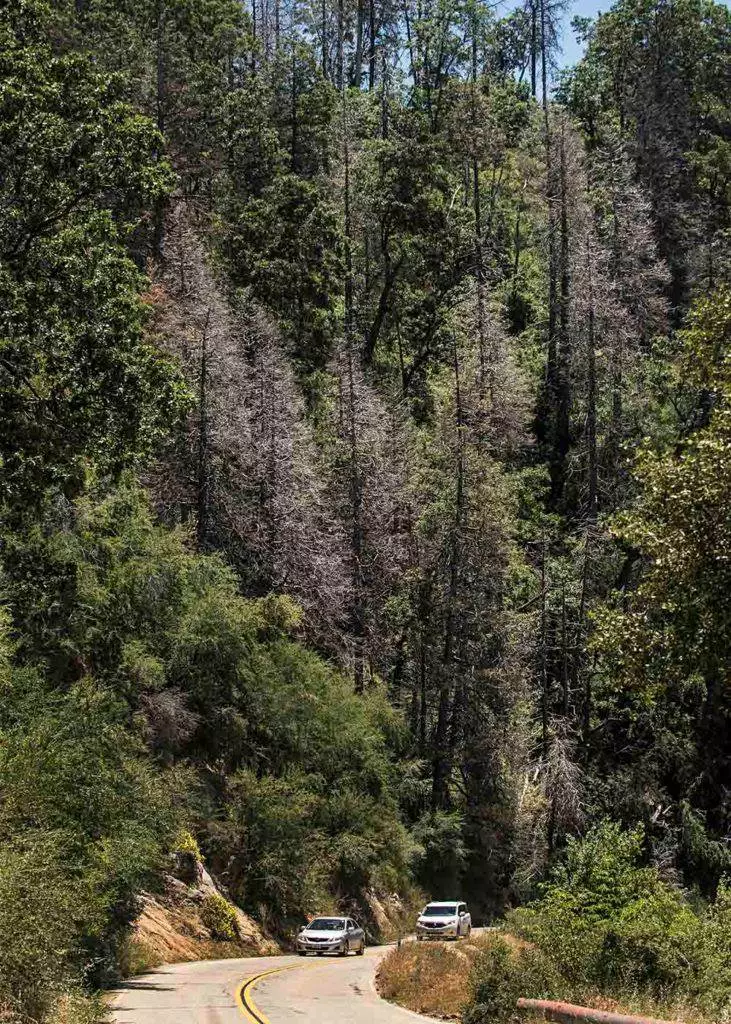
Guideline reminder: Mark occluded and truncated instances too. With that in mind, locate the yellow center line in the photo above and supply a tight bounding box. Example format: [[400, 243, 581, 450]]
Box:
[[236, 964, 298, 1024], [235, 954, 356, 1023]]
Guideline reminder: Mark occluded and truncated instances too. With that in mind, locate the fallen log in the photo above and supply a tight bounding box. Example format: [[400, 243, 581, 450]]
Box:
[[516, 998, 682, 1024]]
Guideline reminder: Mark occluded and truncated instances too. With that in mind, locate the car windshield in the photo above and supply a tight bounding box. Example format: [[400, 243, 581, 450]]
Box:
[[422, 905, 458, 917], [306, 918, 346, 931]]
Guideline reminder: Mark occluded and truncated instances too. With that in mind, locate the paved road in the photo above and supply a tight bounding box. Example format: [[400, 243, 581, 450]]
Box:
[[110, 946, 432, 1024]]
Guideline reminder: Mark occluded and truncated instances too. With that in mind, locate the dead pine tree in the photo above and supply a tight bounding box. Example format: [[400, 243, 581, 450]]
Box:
[[431, 338, 466, 812]]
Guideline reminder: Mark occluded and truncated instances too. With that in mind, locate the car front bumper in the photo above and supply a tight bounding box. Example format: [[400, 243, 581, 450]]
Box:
[[297, 939, 345, 952], [416, 925, 458, 937]]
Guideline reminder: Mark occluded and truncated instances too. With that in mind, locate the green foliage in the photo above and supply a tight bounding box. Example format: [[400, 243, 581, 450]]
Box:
[[0, 0, 188, 511], [411, 811, 466, 897], [508, 822, 697, 992], [493, 823, 731, 1019], [2, 0, 730, 1017], [1, 478, 416, 949], [222, 173, 343, 372], [593, 289, 731, 894], [596, 290, 731, 697], [175, 830, 203, 863], [0, 618, 181, 1017], [465, 937, 561, 1024], [117, 936, 163, 978], [200, 894, 238, 941], [566, 0, 731, 300]]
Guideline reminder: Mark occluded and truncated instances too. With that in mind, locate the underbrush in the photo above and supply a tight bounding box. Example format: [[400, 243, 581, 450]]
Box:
[[377, 934, 504, 1019], [379, 823, 731, 1024], [467, 823, 731, 1024], [118, 936, 164, 977], [0, 991, 106, 1024]]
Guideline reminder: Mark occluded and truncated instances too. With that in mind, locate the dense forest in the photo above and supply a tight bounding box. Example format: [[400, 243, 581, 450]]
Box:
[[0, 0, 729, 1019]]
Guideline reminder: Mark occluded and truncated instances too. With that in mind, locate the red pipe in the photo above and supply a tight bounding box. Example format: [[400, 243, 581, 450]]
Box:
[[516, 998, 682, 1024]]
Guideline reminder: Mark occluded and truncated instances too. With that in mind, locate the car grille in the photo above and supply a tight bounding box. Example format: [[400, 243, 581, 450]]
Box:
[[306, 936, 330, 943], [423, 921, 447, 929]]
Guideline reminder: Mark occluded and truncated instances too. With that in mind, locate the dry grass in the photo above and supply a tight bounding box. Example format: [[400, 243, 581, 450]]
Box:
[[376, 933, 711, 1024], [377, 935, 496, 1019]]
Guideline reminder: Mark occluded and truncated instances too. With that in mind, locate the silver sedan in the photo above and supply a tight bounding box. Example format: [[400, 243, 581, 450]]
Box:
[[296, 916, 366, 956]]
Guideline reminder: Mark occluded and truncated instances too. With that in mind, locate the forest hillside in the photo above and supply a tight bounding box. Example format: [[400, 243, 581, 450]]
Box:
[[0, 0, 729, 1020]]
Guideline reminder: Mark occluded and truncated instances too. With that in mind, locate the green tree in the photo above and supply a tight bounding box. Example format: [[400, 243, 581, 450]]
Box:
[[0, 1, 188, 511], [593, 289, 731, 890]]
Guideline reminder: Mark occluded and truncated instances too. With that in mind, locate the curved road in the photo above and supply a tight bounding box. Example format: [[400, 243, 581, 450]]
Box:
[[111, 946, 431, 1024]]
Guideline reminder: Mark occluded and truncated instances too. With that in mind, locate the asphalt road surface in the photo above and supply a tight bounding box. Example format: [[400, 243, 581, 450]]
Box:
[[110, 946, 434, 1024]]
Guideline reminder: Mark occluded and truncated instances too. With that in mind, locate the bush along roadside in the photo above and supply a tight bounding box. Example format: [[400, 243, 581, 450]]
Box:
[[379, 823, 731, 1024], [466, 822, 731, 1024]]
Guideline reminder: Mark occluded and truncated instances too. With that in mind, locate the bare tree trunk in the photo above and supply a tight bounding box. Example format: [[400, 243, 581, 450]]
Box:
[[354, 0, 365, 86], [337, 0, 345, 89], [347, 352, 366, 694], [419, 637, 428, 755], [474, 157, 488, 390], [540, 535, 549, 761], [471, 16, 488, 393], [586, 243, 598, 519], [553, 119, 572, 501], [432, 341, 465, 811], [561, 583, 569, 714], [197, 310, 211, 550], [291, 49, 299, 172], [404, 1, 418, 87], [579, 532, 593, 751], [322, 0, 328, 77], [380, 49, 389, 137], [368, 0, 377, 89], [530, 0, 537, 98], [364, 249, 401, 362], [540, 0, 549, 118], [342, 92, 366, 693], [511, 184, 526, 308], [153, 0, 167, 260], [541, 0, 558, 473]]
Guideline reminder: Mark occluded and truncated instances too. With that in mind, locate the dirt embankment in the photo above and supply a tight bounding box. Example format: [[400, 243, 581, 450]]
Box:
[[124, 867, 279, 973]]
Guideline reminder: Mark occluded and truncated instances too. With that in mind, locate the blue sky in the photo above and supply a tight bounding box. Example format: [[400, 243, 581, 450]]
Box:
[[558, 0, 612, 66], [546, 0, 729, 67]]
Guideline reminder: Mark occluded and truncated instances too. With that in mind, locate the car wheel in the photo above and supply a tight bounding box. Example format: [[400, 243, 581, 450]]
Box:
[[339, 941, 349, 957], [416, 935, 423, 941], [357, 940, 365, 956], [298, 950, 307, 956]]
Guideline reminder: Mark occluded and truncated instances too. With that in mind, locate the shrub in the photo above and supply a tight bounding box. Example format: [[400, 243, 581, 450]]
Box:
[[175, 830, 203, 862], [174, 829, 203, 883], [118, 935, 164, 977], [689, 881, 731, 1021], [464, 936, 562, 1024], [378, 938, 488, 1019], [0, 835, 95, 1022], [201, 894, 239, 941], [47, 991, 107, 1024], [507, 822, 698, 993], [496, 821, 731, 1021]]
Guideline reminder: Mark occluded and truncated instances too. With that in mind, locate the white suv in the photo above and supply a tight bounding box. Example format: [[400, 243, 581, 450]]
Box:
[[416, 901, 471, 940]]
